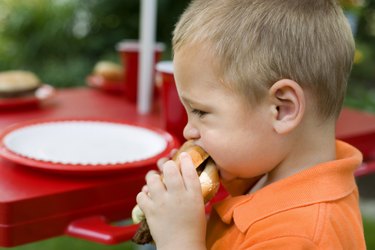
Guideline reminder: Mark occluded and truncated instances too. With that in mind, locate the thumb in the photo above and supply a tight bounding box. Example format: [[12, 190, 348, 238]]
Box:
[[179, 152, 201, 193]]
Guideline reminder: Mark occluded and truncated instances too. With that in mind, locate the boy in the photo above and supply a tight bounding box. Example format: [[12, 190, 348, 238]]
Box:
[[136, 0, 366, 249]]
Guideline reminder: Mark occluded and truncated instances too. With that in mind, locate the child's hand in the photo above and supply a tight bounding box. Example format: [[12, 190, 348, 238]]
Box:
[[139, 148, 178, 195], [136, 153, 207, 250], [156, 148, 178, 170]]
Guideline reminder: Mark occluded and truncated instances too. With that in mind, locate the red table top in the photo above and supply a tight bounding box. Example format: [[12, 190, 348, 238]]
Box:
[[0, 87, 169, 246], [337, 107, 375, 138], [0, 87, 374, 246], [0, 87, 167, 201]]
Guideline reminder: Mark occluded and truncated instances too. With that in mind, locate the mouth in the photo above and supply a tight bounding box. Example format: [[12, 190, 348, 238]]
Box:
[[196, 157, 210, 175]]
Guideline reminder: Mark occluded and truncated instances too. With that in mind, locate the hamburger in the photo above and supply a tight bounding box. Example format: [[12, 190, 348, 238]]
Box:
[[0, 70, 42, 98], [93, 61, 123, 81], [132, 140, 220, 244]]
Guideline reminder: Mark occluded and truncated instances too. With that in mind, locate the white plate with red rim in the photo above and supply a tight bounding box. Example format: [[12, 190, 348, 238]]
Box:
[[0, 119, 178, 175], [0, 84, 56, 109]]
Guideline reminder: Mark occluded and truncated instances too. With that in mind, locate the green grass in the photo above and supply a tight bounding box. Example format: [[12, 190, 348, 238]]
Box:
[[0, 237, 139, 250], [364, 216, 375, 250]]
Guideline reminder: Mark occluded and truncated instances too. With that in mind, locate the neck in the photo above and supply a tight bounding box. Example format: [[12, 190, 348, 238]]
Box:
[[266, 120, 337, 187]]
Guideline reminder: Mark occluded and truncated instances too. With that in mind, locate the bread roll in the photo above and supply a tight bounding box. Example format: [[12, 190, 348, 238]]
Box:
[[171, 140, 219, 203], [93, 61, 123, 81], [0, 70, 41, 98]]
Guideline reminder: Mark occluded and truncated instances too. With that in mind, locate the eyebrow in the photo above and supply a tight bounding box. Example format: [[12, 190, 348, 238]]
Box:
[[180, 95, 199, 106], [181, 95, 212, 110]]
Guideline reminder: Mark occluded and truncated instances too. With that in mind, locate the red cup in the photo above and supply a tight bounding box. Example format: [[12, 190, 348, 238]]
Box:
[[156, 61, 187, 143], [116, 40, 165, 103]]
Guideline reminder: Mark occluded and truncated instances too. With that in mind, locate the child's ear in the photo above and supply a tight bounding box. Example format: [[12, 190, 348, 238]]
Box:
[[269, 79, 305, 134]]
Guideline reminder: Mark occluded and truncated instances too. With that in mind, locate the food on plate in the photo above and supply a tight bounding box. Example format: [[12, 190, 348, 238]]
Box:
[[93, 61, 123, 81], [0, 70, 42, 98], [131, 140, 220, 244]]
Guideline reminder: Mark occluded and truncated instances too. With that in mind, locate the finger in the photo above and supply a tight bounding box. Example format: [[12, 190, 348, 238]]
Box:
[[141, 185, 149, 194], [145, 171, 165, 198], [179, 152, 201, 193], [162, 160, 185, 193], [142, 170, 159, 194], [156, 148, 178, 171], [136, 191, 152, 213], [145, 170, 159, 180], [157, 157, 169, 171]]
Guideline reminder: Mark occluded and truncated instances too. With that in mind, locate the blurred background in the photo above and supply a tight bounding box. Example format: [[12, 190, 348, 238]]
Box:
[[0, 0, 374, 249], [0, 0, 189, 88], [0, 0, 374, 111]]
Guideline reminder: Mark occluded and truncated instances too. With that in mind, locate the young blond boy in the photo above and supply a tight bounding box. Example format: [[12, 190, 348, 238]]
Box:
[[136, 0, 366, 249]]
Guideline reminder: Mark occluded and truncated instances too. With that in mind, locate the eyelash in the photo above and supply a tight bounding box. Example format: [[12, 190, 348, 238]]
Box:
[[191, 109, 207, 117]]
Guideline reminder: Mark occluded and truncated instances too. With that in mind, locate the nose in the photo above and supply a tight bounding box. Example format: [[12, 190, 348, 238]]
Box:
[[183, 122, 200, 141]]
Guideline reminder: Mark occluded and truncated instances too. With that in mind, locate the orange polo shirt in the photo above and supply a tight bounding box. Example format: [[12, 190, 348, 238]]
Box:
[[206, 141, 366, 249]]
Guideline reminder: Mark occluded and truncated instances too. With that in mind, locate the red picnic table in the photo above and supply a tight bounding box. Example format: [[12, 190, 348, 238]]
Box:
[[0, 87, 374, 247]]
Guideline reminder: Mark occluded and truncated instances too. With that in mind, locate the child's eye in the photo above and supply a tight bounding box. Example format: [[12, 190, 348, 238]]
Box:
[[191, 109, 207, 117]]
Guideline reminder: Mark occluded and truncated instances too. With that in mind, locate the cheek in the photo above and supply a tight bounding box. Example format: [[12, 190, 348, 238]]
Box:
[[203, 126, 278, 178], [203, 134, 249, 173]]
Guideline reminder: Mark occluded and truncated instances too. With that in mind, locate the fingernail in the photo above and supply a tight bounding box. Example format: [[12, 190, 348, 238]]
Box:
[[179, 152, 189, 159]]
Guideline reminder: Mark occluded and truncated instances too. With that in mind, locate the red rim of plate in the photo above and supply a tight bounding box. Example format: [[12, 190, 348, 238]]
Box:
[[0, 84, 56, 109], [0, 118, 179, 174], [86, 75, 125, 93]]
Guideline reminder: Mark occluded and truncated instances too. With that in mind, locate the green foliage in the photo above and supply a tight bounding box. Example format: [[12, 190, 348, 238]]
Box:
[[0, 0, 88, 87], [351, 42, 375, 82], [0, 0, 374, 113], [350, 0, 375, 86], [345, 82, 375, 113], [0, 0, 189, 88]]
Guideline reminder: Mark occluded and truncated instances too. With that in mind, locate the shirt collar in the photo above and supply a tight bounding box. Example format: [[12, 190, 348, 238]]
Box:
[[214, 140, 363, 233]]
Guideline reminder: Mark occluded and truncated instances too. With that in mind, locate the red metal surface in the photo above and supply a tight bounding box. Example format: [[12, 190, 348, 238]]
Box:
[[0, 164, 148, 246], [336, 108, 375, 177], [0, 87, 176, 247], [0, 88, 374, 246], [355, 161, 375, 177], [336, 108, 375, 139], [66, 216, 140, 245]]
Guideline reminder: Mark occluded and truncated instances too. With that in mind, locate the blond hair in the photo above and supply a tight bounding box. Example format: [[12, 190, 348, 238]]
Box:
[[173, 0, 355, 120]]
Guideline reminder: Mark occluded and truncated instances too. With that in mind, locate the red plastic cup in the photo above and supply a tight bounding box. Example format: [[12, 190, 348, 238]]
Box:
[[116, 40, 165, 103], [156, 61, 187, 143]]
